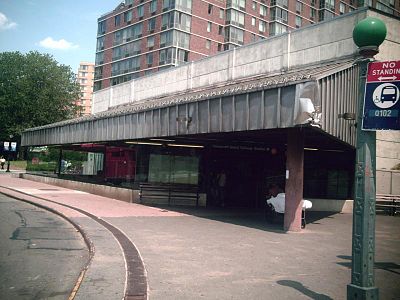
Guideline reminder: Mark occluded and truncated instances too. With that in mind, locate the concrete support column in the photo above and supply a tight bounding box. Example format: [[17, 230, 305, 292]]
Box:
[[284, 128, 304, 232]]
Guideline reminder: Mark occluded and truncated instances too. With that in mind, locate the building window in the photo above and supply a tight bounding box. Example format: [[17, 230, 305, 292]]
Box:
[[147, 36, 155, 48], [114, 14, 121, 26], [310, 8, 316, 19], [319, 0, 335, 11], [94, 81, 102, 92], [160, 30, 173, 47], [146, 53, 153, 66], [217, 43, 222, 51], [269, 22, 287, 36], [148, 17, 156, 32], [95, 52, 104, 65], [339, 2, 345, 14], [176, 11, 192, 31], [150, 0, 157, 13], [226, 27, 244, 44], [96, 36, 105, 51], [376, 2, 394, 14], [159, 47, 174, 65], [111, 74, 136, 86], [208, 4, 213, 14], [80, 72, 87, 77], [259, 20, 266, 32], [251, 17, 256, 26], [161, 12, 173, 29], [148, 154, 199, 185], [206, 39, 211, 49], [296, 1, 303, 13], [207, 22, 212, 32], [137, 4, 144, 18], [218, 25, 224, 35], [111, 57, 140, 76], [227, 0, 246, 10], [133, 22, 143, 39], [270, 7, 288, 23], [260, 5, 267, 16], [112, 40, 141, 60], [124, 10, 133, 23], [94, 66, 103, 81], [318, 9, 335, 22], [98, 20, 106, 35], [295, 16, 302, 28], [252, 1, 256, 10], [161, 30, 190, 49], [226, 9, 245, 27], [177, 49, 189, 65], [81, 65, 88, 70], [161, 11, 191, 32], [114, 23, 143, 45], [163, 0, 192, 13], [163, 0, 173, 10], [219, 8, 224, 19], [270, 0, 288, 8], [174, 30, 190, 48]]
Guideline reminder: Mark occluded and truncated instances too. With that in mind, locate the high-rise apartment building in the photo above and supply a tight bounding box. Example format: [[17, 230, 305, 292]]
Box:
[[77, 62, 95, 115], [94, 0, 399, 91]]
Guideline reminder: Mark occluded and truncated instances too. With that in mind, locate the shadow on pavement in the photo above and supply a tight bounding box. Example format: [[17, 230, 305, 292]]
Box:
[[148, 205, 340, 233], [152, 205, 288, 233], [277, 280, 334, 300], [306, 211, 338, 224], [337, 255, 400, 275]]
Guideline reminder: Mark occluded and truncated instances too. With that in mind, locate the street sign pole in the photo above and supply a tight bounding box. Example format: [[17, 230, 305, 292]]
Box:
[[347, 17, 387, 300], [347, 60, 378, 299]]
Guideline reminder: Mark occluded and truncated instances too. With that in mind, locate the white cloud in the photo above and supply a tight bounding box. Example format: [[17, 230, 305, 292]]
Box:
[[39, 37, 79, 50], [0, 12, 17, 31]]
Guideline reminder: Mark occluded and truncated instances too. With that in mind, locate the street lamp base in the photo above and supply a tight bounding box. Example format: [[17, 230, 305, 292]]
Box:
[[347, 284, 379, 300]]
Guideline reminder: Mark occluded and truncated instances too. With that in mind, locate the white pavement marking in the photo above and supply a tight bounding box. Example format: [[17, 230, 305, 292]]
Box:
[[13, 188, 88, 195]]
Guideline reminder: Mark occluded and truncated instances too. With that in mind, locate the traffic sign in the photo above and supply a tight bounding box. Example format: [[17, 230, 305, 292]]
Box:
[[362, 60, 400, 130]]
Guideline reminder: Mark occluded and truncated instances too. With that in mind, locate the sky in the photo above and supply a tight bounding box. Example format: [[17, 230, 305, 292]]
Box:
[[0, 0, 121, 72]]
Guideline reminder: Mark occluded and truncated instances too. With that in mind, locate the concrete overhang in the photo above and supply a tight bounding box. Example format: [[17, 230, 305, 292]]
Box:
[[22, 60, 357, 148]]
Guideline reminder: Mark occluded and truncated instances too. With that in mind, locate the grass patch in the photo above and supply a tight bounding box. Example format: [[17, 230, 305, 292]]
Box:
[[9, 160, 27, 170]]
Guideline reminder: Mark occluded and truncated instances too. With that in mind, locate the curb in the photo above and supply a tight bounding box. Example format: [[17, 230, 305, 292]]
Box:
[[0, 187, 95, 300], [0, 185, 148, 300]]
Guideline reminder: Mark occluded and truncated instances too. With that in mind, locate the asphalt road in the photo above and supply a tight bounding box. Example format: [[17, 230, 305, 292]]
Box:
[[0, 194, 89, 300]]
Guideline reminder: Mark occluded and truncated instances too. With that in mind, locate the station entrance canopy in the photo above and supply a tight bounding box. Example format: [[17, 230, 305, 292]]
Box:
[[22, 60, 358, 149]]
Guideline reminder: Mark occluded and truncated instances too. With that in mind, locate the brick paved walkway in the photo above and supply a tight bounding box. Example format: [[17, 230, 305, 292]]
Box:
[[0, 173, 399, 300]]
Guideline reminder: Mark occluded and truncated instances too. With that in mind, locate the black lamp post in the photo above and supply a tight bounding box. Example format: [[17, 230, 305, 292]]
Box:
[[6, 135, 13, 173], [347, 17, 387, 300]]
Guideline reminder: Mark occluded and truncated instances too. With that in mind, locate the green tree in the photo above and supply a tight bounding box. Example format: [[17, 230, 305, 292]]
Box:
[[0, 51, 81, 142]]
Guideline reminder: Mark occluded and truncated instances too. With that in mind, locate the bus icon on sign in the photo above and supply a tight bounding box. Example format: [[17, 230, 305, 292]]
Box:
[[381, 86, 397, 103], [372, 83, 399, 109]]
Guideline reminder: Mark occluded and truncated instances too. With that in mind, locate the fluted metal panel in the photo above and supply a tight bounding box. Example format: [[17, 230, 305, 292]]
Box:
[[21, 66, 359, 148], [319, 64, 358, 146]]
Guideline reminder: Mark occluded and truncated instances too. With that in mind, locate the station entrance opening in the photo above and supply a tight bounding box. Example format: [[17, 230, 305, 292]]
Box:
[[25, 127, 355, 212]]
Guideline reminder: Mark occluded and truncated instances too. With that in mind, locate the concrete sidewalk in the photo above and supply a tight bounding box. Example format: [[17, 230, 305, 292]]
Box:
[[0, 173, 399, 300]]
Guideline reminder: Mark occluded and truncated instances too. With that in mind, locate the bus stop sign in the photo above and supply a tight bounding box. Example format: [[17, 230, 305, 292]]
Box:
[[362, 60, 400, 130]]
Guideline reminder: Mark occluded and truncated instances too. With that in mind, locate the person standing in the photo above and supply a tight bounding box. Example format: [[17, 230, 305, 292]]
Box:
[[0, 156, 5, 170], [217, 170, 227, 207]]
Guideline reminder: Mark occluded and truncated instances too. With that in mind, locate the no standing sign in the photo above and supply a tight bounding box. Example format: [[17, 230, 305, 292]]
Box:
[[362, 60, 400, 130]]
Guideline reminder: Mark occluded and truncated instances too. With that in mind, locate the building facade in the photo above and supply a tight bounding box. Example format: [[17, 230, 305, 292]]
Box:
[[76, 62, 95, 116], [94, 0, 399, 91], [23, 8, 400, 212]]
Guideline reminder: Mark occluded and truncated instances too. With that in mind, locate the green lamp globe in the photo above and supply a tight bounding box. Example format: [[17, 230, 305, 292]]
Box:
[[353, 17, 387, 48]]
